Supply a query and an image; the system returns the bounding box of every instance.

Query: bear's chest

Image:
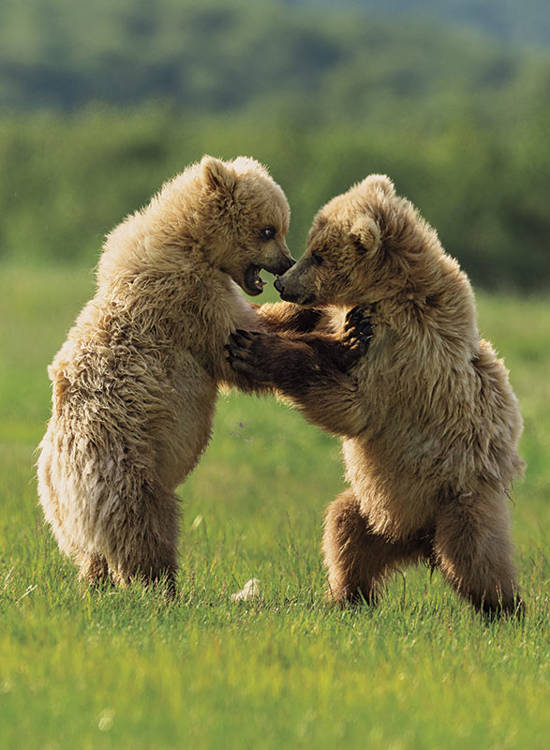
[188,283,259,377]
[156,350,218,488]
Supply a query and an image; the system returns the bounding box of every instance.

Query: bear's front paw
[225,329,274,384]
[343,306,374,360]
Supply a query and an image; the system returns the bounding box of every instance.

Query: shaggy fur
[37,155,308,590]
[228,175,525,616]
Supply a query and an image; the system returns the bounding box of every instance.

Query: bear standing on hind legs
[228,175,525,617]
[38,155,337,592]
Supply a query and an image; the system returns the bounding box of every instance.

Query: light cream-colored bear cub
[37,155,297,591]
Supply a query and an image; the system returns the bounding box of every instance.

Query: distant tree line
[292,0,550,50]
[0,0,548,289]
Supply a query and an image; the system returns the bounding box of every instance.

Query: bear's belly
[156,352,218,490]
[342,438,437,540]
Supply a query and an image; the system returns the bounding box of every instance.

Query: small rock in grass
[231,578,261,602]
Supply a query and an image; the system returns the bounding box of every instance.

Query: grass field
[0,265,549,749]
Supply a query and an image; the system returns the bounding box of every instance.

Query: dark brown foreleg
[253,302,327,334]
[225,308,373,436]
[226,330,364,437]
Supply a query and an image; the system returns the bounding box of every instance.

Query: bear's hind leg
[101,480,180,596]
[434,490,523,617]
[323,489,429,606]
[77,552,111,587]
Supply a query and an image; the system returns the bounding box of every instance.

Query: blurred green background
[1,5,550,747]
[1,0,549,288]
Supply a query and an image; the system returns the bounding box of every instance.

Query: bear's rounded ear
[350,215,382,257]
[200,155,236,192]
[360,174,395,198]
[231,156,269,178]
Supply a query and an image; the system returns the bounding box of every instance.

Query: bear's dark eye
[260,225,276,241]
[311,251,324,267]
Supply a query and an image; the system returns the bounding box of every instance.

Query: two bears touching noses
[37,155,525,618]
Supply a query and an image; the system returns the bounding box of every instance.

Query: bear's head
[197,155,295,296]
[274,174,438,306]
[99,155,294,296]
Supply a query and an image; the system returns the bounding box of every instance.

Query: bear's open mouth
[243,264,267,296]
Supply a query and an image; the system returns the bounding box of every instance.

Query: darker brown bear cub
[228,175,525,617]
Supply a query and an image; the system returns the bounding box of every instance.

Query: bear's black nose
[274,277,284,293]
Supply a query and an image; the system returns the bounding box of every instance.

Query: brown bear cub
[37,155,365,591]
[228,175,525,616]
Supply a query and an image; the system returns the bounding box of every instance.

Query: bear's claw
[343,306,374,357]
[226,329,269,380]
[234,328,253,339]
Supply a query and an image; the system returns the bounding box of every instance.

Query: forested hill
[0,0,548,114]
[0,0,549,289]
[293,0,550,50]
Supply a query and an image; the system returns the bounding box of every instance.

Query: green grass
[0,265,549,749]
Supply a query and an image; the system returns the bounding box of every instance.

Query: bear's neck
[94,231,239,342]
[376,254,479,361]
